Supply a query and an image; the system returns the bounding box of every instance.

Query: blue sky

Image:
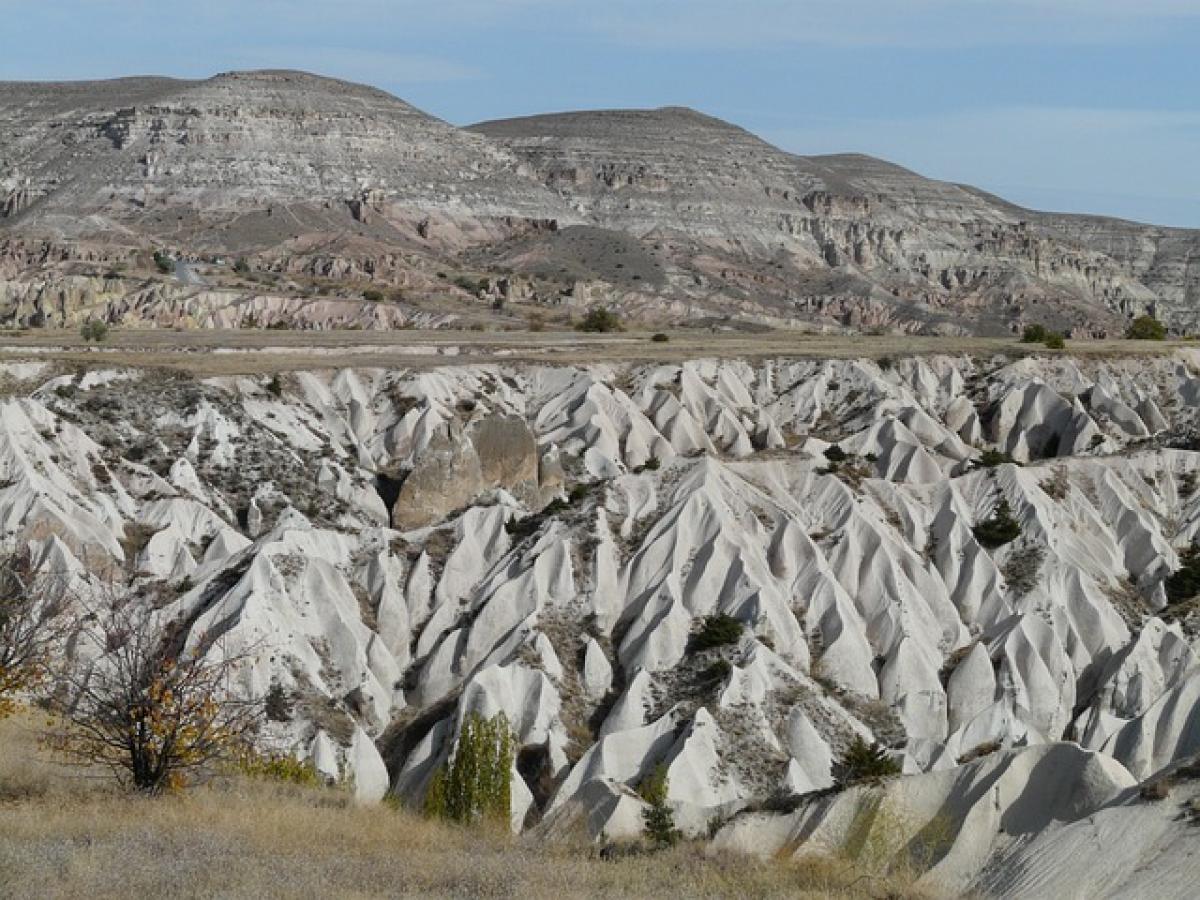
[4,0,1198,226]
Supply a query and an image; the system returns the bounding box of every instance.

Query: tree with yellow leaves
[46,594,262,793]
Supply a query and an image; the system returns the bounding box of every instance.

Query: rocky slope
[5,348,1200,893]
[2,70,1197,334]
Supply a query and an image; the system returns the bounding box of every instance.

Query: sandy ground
[0,328,1184,376]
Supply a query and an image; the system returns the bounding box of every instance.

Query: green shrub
[975,448,1018,469]
[1165,546,1200,605]
[1021,324,1048,343]
[1127,315,1167,340]
[236,750,323,787]
[233,257,251,274]
[79,320,109,343]
[692,614,744,651]
[423,711,514,826]
[651,332,669,343]
[834,736,901,785]
[363,289,384,304]
[825,444,848,463]
[638,763,680,848]
[973,498,1022,549]
[1043,331,1066,350]
[575,308,622,333]
[153,250,175,274]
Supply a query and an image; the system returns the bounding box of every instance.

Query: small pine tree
[973,498,1022,549]
[638,763,680,848]
[424,711,514,826]
[835,736,901,785]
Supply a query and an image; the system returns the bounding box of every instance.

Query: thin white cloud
[583,0,1200,48]
[763,105,1200,225]
[222,47,480,85]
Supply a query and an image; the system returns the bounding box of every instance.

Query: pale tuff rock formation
[6,349,1200,891]
[2,70,1199,333]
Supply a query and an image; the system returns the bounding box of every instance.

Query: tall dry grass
[0,713,926,899]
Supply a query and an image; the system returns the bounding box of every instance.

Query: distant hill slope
[1,70,1196,335]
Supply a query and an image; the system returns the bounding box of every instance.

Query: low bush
[1020,324,1048,343]
[973,498,1022,549]
[1043,331,1066,350]
[575,308,622,333]
[691,614,744,651]
[236,751,324,788]
[651,333,669,343]
[153,251,175,274]
[975,448,1018,468]
[1165,546,1200,604]
[80,320,109,343]
[1127,315,1167,340]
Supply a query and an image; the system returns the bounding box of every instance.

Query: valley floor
[0,327,1181,376]
[0,715,926,900]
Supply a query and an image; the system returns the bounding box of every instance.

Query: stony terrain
[2,70,1198,335]
[4,343,1200,895]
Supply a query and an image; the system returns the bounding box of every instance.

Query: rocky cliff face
[1,70,1197,335]
[7,348,1200,892]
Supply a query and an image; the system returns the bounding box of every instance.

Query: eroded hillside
[4,347,1200,893]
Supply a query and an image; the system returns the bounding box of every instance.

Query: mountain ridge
[1,69,1197,336]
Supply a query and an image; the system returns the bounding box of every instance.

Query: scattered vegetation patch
[1002,543,1046,598]
[651,332,669,343]
[1020,324,1049,343]
[957,740,1002,765]
[1040,467,1070,500]
[973,499,1022,549]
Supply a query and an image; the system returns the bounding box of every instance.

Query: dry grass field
[0,714,931,900]
[0,326,1185,376]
